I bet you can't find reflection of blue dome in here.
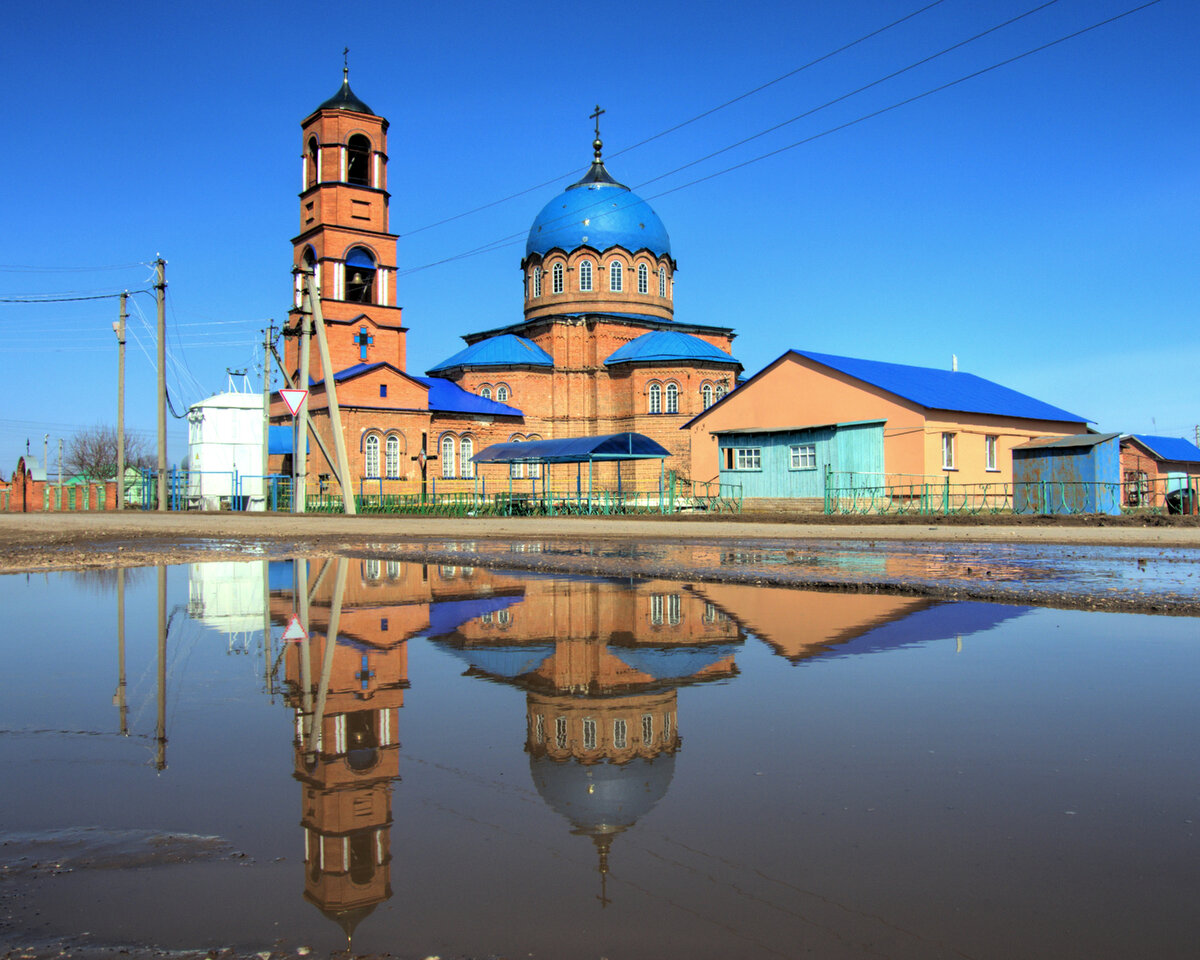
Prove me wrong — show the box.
[530,754,675,835]
[526,161,670,259]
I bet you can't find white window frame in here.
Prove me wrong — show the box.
[460,437,474,478]
[583,718,597,751]
[364,434,380,478]
[579,258,593,292]
[641,714,653,745]
[480,385,492,400]
[555,716,567,749]
[667,594,681,625]
[665,382,679,414]
[495,384,509,402]
[441,435,456,478]
[985,435,998,471]
[790,443,817,470]
[702,383,714,409]
[651,594,664,625]
[552,261,564,294]
[942,432,956,470]
[637,263,649,294]
[384,435,400,478]
[532,266,542,298]
[613,719,627,749]
[648,383,662,414]
[609,260,623,292]
[658,266,667,297]
[734,447,761,471]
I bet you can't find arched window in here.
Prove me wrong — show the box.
[385,435,400,478]
[345,247,376,303]
[306,136,319,188]
[347,134,371,186]
[702,383,714,409]
[648,383,662,414]
[364,435,380,478]
[532,266,542,298]
[659,266,667,298]
[579,258,593,292]
[637,263,649,295]
[609,260,623,292]
[480,386,492,400]
[665,382,679,414]
[441,435,456,478]
[460,437,474,479]
[552,262,564,294]
[495,384,509,403]
[509,438,524,478]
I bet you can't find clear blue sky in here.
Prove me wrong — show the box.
[2,0,1197,471]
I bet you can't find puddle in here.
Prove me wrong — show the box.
[1,558,1197,959]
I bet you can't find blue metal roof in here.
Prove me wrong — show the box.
[526,170,671,259]
[424,596,523,638]
[427,334,554,374]
[473,432,671,464]
[308,362,522,416]
[605,330,739,367]
[791,350,1088,423]
[819,602,1031,662]
[1127,434,1200,464]
[412,376,523,416]
[613,644,740,681]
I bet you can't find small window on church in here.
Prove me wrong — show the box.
[552,262,564,294]
[365,434,380,478]
[609,260,623,292]
[702,383,714,409]
[347,134,371,186]
[659,266,667,298]
[441,435,456,478]
[665,382,679,414]
[648,383,661,414]
[637,263,649,295]
[345,247,376,303]
[496,384,509,402]
[306,136,319,187]
[579,259,593,292]
[532,266,542,298]
[481,386,492,400]
[385,436,400,478]
[379,384,387,398]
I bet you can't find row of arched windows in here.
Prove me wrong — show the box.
[478,383,510,402]
[507,434,542,479]
[439,433,475,479]
[528,258,670,299]
[305,133,377,189]
[646,380,727,414]
[363,432,404,478]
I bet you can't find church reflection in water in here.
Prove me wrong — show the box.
[268,556,745,936]
[256,554,1028,941]
[429,574,744,905]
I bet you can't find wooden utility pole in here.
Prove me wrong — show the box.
[155,258,167,512]
[116,292,127,510]
[305,274,357,515]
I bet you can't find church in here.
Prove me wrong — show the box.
[271,71,743,493]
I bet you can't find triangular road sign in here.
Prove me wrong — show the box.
[280,388,308,417]
[282,614,308,642]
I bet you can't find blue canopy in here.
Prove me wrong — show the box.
[473,432,670,465]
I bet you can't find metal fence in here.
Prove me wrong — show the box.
[825,472,1200,517]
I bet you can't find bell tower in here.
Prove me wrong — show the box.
[288,65,406,383]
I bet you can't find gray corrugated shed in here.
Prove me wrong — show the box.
[1012,432,1119,450]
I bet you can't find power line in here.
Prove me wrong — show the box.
[398,0,949,239]
[0,291,143,303]
[0,262,152,273]
[398,0,1163,277]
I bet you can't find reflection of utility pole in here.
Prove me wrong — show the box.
[263,561,274,698]
[115,568,128,736]
[156,565,168,770]
[297,558,313,755]
[311,558,347,758]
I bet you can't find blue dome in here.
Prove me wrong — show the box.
[605,330,739,367]
[526,162,671,260]
[530,754,676,834]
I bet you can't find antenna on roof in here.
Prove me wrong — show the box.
[951,354,958,372]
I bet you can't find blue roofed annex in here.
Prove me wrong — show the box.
[427,333,554,375]
[791,350,1088,423]
[1126,434,1200,464]
[605,330,740,367]
[306,362,522,416]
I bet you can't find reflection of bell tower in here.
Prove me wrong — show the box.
[286,626,407,945]
[288,65,406,384]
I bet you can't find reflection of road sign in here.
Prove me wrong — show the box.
[282,614,307,642]
[280,389,307,417]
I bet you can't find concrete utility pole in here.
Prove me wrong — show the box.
[155,258,167,512]
[43,434,48,480]
[296,281,311,514]
[262,324,273,495]
[57,438,63,500]
[115,292,127,510]
[305,274,356,515]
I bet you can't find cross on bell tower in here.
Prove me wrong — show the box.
[354,326,374,361]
